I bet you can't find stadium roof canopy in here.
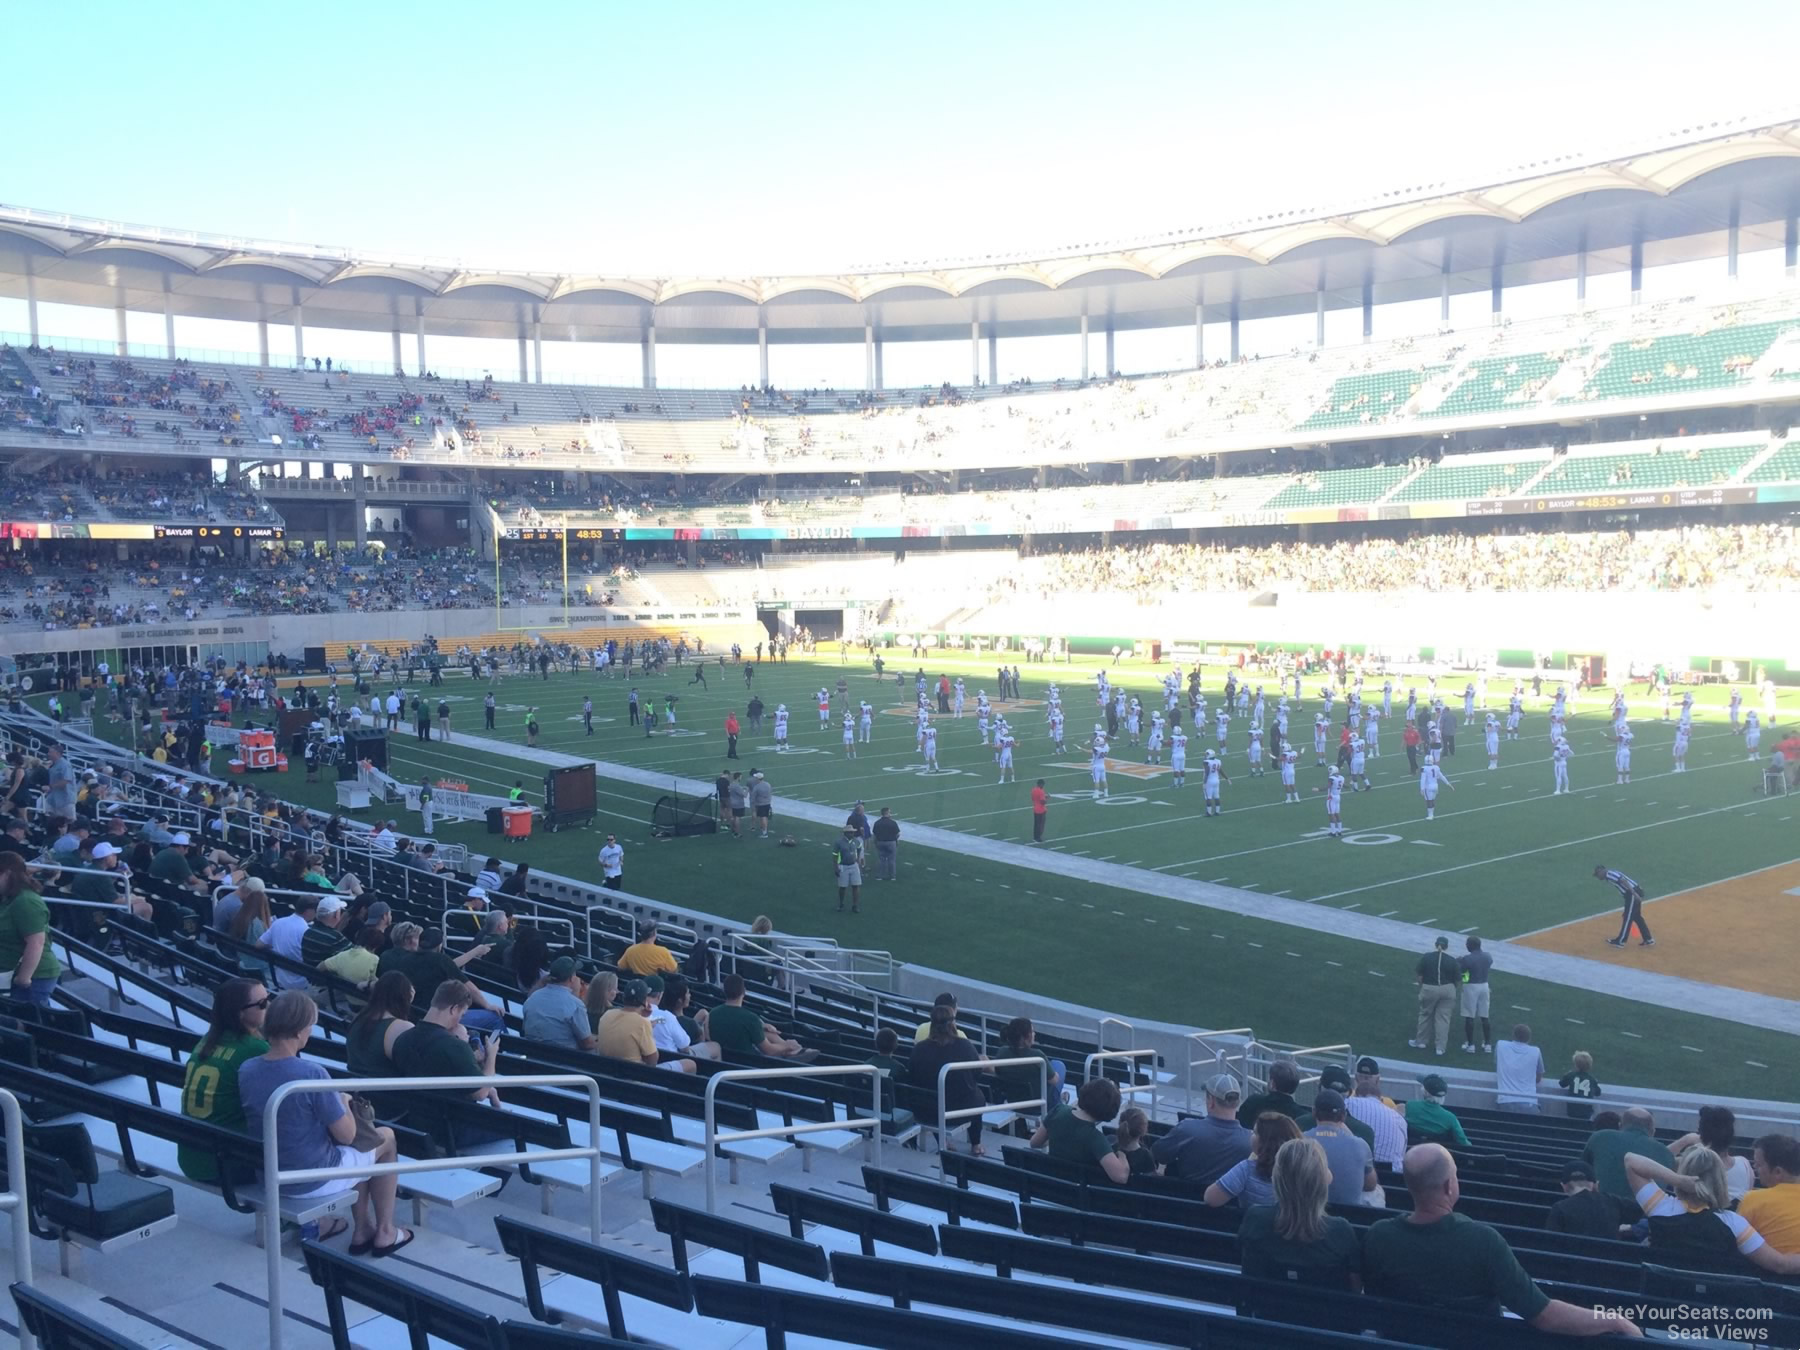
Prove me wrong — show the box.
[3,115,1799,350]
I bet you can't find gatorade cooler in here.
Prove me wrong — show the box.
[502,806,533,839]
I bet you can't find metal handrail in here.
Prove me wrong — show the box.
[936,1055,1049,1179]
[0,1089,36,1350]
[1186,1028,1254,1106]
[1082,1048,1160,1120]
[703,1065,883,1212]
[1096,1016,1134,1055]
[441,906,574,949]
[262,1072,604,1348]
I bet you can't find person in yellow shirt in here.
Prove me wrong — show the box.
[1741,1134,1800,1254]
[617,922,679,978]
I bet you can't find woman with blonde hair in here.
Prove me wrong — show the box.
[1627,1148,1800,1273]
[584,970,618,1034]
[230,878,274,973]
[1237,1137,1363,1290]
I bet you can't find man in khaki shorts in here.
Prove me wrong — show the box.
[833,826,865,914]
[1458,935,1494,1054]
[1408,935,1458,1057]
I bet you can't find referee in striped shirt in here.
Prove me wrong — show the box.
[1594,866,1655,948]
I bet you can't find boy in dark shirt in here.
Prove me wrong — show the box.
[1546,1162,1627,1239]
[1558,1050,1602,1122]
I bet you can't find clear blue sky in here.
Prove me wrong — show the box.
[7,1,1798,277]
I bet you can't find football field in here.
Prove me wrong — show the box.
[83,652,1800,1097]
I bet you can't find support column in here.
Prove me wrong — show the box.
[257,319,270,366]
[642,324,657,390]
[293,304,305,364]
[864,323,875,391]
[1727,201,1740,279]
[352,475,368,550]
[1362,279,1373,341]
[1079,314,1089,380]
[415,316,426,376]
[970,320,980,385]
[24,271,38,346]
[1490,264,1503,324]
[163,295,177,359]
[1121,460,1136,484]
[326,513,339,550]
[1576,233,1588,302]
[1104,325,1115,378]
[1787,211,1799,278]
[1630,235,1644,304]
[532,322,543,384]
[1440,238,1453,323]
[873,337,884,390]
[1229,301,1240,362]
[517,334,529,384]
[391,326,403,375]
[758,321,769,387]
[1315,290,1326,348]
[115,303,128,358]
[1194,303,1204,368]
[987,332,997,387]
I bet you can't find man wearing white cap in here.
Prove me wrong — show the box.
[149,832,199,889]
[302,895,352,967]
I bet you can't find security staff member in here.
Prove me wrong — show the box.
[1595,866,1654,947]
[509,781,526,805]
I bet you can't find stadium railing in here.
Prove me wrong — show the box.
[0,1089,37,1350]
[934,1056,1048,1178]
[259,1072,606,1348]
[702,1064,883,1211]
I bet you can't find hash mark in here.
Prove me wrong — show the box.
[1080,903,1095,909]
[1621,1030,1642,1038]
[1208,876,1230,883]
[1246,942,1263,948]
[1111,910,1126,916]
[1377,910,1397,917]
[1747,1060,1769,1068]
[1285,951,1302,958]
[1175,925,1190,932]
[1367,970,1386,978]
[1681,1045,1704,1053]
[1272,889,1291,897]
[1326,960,1343,967]
[1511,1005,1531,1012]
[1565,1018,1584,1025]
[1458,925,1479,933]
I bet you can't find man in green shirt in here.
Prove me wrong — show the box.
[179,979,271,1182]
[1404,1073,1471,1149]
[149,834,197,885]
[1365,1144,1639,1336]
[300,896,352,967]
[390,979,501,1149]
[1583,1106,1674,1204]
[708,973,813,1059]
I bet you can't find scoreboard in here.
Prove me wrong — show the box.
[502,526,623,541]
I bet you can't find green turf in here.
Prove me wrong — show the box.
[75,656,1800,1098]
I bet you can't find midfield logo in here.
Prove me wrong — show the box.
[1049,758,1171,781]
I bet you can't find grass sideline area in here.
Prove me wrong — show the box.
[68,652,1800,1099]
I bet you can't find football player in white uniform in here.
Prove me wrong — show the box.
[1672,724,1689,772]
[1426,720,1443,765]
[1745,710,1762,757]
[976,698,991,746]
[1420,759,1453,820]
[774,704,790,751]
[1322,767,1345,837]
[1126,698,1142,747]
[1551,736,1572,794]
[843,711,858,758]
[818,688,831,731]
[1202,751,1229,816]
[1762,677,1778,724]
[1215,708,1230,751]
[1312,714,1328,766]
[922,723,940,773]
[1280,746,1300,802]
[1381,680,1394,718]
[1088,732,1110,799]
[953,678,966,718]
[1348,735,1369,791]
[996,729,1015,784]
[1049,708,1066,752]
[1462,684,1476,725]
[1505,693,1523,741]
[1484,714,1501,771]
[859,700,874,743]
[1146,713,1165,765]
[1678,691,1694,732]
[1614,726,1633,784]
[1246,723,1264,777]
[1363,707,1380,759]
[1169,728,1188,786]
[1729,686,1743,732]
[916,704,932,751]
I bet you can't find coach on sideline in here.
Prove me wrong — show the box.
[1409,936,1459,1057]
